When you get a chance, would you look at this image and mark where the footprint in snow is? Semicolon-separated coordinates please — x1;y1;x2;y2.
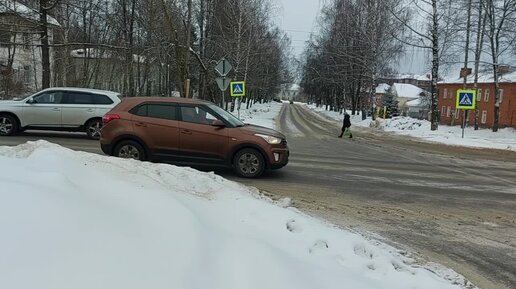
286;219;302;233
309;240;329;254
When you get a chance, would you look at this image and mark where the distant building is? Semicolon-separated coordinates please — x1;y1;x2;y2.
278;83;300;100
379;73;432;91
437;70;516;128
388;83;429;117
0;1;59;97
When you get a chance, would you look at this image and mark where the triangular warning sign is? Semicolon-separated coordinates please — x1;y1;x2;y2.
233;84;243;94
459;93;472;105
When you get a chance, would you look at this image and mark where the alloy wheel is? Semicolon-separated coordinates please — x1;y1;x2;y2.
118;144;141;160
0;117;14;135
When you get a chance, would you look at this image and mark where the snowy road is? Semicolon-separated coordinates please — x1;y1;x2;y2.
236;104;516;289
1;104;516;289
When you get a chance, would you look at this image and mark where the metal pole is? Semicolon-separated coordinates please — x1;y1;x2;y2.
462;110;466;138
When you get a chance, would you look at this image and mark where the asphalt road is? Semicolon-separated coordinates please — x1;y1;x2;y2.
1;104;516;289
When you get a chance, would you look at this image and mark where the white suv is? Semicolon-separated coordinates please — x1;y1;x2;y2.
0;87;121;139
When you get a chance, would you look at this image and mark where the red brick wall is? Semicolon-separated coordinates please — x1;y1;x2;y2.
437;82;516;128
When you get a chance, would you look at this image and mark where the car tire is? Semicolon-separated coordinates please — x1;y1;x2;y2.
86;118;102;140
0;114;19;136
114;140;146;161
233;148;265;178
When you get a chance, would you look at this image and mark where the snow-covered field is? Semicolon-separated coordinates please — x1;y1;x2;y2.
304;103;516;152
0;141;471;289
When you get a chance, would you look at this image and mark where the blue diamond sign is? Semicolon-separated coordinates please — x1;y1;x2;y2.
456;90;476;110
230;81;245;97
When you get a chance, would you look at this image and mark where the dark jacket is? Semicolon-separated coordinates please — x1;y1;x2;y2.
342;114;351;128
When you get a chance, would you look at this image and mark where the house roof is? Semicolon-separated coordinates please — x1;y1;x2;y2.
391;83;428;99
0;1;60;26
375;83;390;94
440;70;516;84
71;48;147;63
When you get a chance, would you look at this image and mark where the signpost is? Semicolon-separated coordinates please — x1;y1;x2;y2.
214;58;233;110
455;90;476;138
230;81;245;118
215;77;230;91
230;81;245;97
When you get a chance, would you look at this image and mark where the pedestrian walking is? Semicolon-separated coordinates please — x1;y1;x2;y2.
338;113;352;138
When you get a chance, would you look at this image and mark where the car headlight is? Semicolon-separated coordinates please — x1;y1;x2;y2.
255;134;282;144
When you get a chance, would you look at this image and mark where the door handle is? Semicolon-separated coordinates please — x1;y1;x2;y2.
52;107;60;111
181;130;192;135
135;122;147;127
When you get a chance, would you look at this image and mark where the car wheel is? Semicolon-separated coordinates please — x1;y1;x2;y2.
86;119;102;140
0;114;18;136
114;140;146;161
233;148;265;178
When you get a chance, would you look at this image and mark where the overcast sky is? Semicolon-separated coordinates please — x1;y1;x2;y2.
277;0;428;75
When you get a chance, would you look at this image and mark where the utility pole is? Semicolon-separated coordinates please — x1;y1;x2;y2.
461;0;472;138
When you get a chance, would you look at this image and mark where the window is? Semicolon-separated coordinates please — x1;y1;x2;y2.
444;88;448;99
22;33;31;50
181;106;217;125
484;89;490;102
441;106;446;116
446;106;451;117
148;104;177;120
481;110;487;124
499;89;504;103
0;25;12;47
131;103;177;121
92;94;113;104
32;91;63;104
64;92;93;104
477;89;482;102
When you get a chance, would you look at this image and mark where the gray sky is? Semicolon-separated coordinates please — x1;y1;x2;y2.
277;0;428;75
277;0;322;57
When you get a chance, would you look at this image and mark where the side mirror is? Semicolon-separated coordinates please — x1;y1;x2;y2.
211;119;225;127
26;98;35;104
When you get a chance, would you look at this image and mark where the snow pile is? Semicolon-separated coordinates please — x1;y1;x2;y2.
377;116;427;131
238;101;283;129
0;141;469;289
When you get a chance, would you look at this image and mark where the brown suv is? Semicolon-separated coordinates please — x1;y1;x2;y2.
100;97;289;177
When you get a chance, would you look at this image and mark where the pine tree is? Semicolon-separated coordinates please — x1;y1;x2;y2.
382;90;399;118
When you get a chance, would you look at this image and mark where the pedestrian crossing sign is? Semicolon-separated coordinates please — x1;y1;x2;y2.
456;90;476;110
230;81;245;97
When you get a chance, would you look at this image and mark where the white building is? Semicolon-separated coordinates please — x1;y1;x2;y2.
0;1;59;98
388;83;429;118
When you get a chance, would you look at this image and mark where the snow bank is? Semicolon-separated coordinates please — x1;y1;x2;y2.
237;101;283;129
0;141;469;289
304;103;516;152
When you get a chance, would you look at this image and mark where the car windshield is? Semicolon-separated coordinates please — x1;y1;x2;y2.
207;104;245;127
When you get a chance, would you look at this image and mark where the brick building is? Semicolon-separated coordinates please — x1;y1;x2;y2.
437;71;516;128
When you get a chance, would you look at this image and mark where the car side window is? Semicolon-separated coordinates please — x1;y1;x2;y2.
32;91;63;104
92;94;114;105
131;103;176;121
180;106;217;125
63;92;93;104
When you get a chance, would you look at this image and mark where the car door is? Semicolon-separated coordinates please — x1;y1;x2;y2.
130;103;180;157
60;91;98;128
178;105;230;163
22;91;63;127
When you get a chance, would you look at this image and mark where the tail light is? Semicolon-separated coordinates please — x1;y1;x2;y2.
102;113;120;125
